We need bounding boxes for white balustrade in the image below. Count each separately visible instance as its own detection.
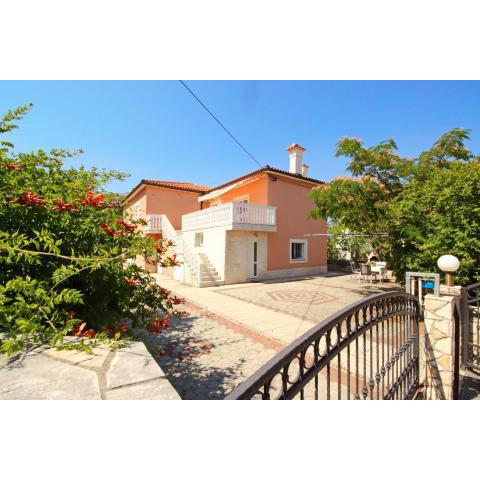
[182,202,276,231]
[159,214,202,286]
[145,214,162,233]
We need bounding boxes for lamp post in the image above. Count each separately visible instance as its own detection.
[437,254,460,287]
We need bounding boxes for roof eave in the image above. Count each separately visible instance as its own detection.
[122,180,147,205]
[123,180,208,204]
[203,166,324,196]
[141,180,207,194]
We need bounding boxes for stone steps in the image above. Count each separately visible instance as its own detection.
[161,223,223,287]
[197,252,222,287]
[199,280,225,288]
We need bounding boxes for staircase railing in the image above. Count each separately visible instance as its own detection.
[159,214,202,286]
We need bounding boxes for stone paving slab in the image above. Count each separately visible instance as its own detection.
[148,304,386,400]
[0,339,180,400]
[106,341,166,390]
[42,342,111,370]
[106,378,181,400]
[0,351,102,400]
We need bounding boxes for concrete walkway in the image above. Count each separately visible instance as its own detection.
[153,273,399,346]
[154,274,314,345]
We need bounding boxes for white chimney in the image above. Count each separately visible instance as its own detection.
[287,143,306,175]
[302,163,309,177]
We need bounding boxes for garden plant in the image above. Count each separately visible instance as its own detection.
[0,104,184,357]
[311,129,480,285]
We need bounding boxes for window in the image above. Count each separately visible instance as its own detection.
[290,239,308,263]
[195,232,204,247]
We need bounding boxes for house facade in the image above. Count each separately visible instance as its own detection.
[123,144,328,286]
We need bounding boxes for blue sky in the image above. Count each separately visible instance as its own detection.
[1,81,479,193]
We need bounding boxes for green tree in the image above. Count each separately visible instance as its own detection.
[327,221,370,262]
[0,105,182,357]
[310,130,480,285]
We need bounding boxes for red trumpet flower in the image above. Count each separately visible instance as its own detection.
[6,162,22,170]
[81,190,105,207]
[16,190,45,208]
[115,219,136,233]
[124,276,138,287]
[52,199,77,212]
[73,322,96,338]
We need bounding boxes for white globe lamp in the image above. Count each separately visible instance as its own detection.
[437,255,460,287]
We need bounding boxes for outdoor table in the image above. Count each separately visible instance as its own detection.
[370,265,387,281]
[360,263,387,283]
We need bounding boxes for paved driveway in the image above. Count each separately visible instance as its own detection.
[151,273,401,399]
[215,274,400,325]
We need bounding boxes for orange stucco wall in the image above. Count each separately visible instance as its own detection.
[145,186,201,230]
[266,174,327,271]
[206,174,269,206]
[124,187,147,229]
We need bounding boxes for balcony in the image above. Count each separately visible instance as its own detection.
[182,202,277,232]
[145,214,162,233]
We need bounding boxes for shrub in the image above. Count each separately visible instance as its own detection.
[0,104,184,357]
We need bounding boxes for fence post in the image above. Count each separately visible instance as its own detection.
[422,285,462,399]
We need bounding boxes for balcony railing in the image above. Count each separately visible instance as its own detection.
[181,202,277,232]
[145,214,162,233]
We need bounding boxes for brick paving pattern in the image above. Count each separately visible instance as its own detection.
[149,305,280,399]
[216,277,401,324]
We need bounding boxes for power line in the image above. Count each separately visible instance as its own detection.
[179,80,263,168]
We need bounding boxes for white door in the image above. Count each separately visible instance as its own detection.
[249,241,259,278]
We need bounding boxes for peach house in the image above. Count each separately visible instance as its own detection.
[123,144,328,286]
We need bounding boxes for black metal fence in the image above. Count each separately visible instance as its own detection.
[226,291,421,400]
[461,282,480,373]
[452,298,462,400]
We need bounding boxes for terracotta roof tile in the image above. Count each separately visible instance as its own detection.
[142,180,211,193]
[203,165,325,195]
[124,167,325,204]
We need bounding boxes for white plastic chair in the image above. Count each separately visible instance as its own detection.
[350,261,361,281]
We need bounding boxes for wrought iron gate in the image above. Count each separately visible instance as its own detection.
[461,282,480,372]
[226,291,421,400]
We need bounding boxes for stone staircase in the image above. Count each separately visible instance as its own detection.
[198,253,224,287]
[159,214,223,288]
